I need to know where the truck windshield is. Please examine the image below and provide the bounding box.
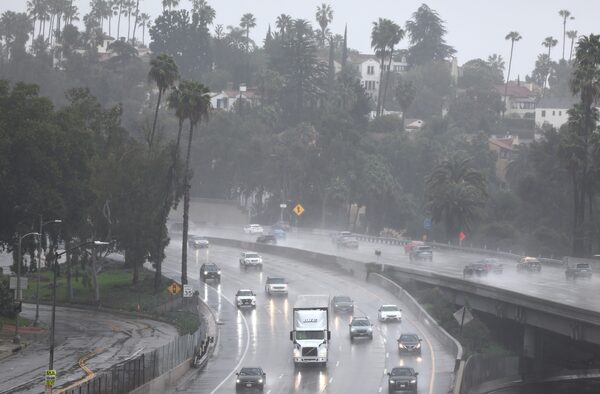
[295,331,325,340]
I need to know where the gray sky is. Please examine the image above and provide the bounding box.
[2,0,597,79]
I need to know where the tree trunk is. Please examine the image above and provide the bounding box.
[117,4,122,39]
[181,122,195,286]
[150,88,163,148]
[381,46,394,115]
[562,21,566,61]
[66,240,73,301]
[569,39,575,63]
[376,54,386,116]
[91,249,100,304]
[132,0,140,43]
[503,41,515,118]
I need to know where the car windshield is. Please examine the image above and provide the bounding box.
[296,331,325,340]
[351,319,370,326]
[391,368,414,377]
[203,265,218,271]
[382,306,399,312]
[239,368,261,376]
[577,264,590,268]
[267,278,285,284]
[334,296,352,303]
[238,291,253,296]
[245,253,259,258]
[400,334,419,342]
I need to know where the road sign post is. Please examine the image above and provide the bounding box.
[45,369,56,392]
[293,204,304,216]
[167,282,182,296]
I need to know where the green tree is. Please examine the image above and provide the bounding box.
[425,154,488,240]
[275,14,292,38]
[541,36,558,90]
[148,53,179,149]
[559,34,600,256]
[371,18,402,117]
[405,4,455,66]
[240,13,256,54]
[394,79,415,131]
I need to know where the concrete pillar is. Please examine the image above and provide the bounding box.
[522,326,545,375]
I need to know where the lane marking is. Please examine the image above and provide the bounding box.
[209,293,251,394]
[55,348,104,393]
[385,352,389,359]
[336,361,340,367]
[378,386,383,393]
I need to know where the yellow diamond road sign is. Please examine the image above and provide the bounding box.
[167,282,182,295]
[293,204,305,216]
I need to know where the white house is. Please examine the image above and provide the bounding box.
[210,89,260,112]
[535,96,578,130]
[348,53,409,101]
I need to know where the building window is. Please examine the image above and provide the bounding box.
[367,65,375,75]
[552,110,555,116]
[541,110,546,117]
[559,111,562,116]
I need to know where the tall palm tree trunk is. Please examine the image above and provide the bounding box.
[132,0,140,43]
[181,122,195,286]
[376,55,385,116]
[150,88,163,148]
[117,4,122,39]
[562,21,566,60]
[503,41,515,117]
[154,119,184,291]
[569,38,575,63]
[381,46,395,115]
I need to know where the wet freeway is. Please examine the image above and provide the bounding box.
[161,241,456,394]
[193,225,600,314]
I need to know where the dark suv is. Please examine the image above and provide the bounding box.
[235,367,266,391]
[397,333,422,355]
[387,367,418,393]
[256,234,277,244]
[200,263,221,283]
[349,316,373,341]
[331,295,354,314]
[565,263,593,279]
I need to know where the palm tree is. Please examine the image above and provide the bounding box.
[122,0,135,42]
[542,36,558,91]
[26,0,46,47]
[315,3,333,47]
[114,0,123,39]
[567,30,578,62]
[138,12,150,45]
[425,154,487,240]
[131,0,140,44]
[191,0,216,27]
[179,80,211,285]
[148,54,179,149]
[63,1,78,26]
[381,22,404,115]
[371,18,399,116]
[394,79,415,131]
[240,13,256,54]
[558,9,574,61]
[276,13,292,38]
[503,31,521,117]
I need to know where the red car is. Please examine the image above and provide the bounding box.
[404,240,424,254]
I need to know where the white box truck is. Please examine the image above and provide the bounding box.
[289,295,331,367]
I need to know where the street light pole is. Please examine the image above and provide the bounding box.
[49,241,109,371]
[15,232,40,344]
[35,218,62,327]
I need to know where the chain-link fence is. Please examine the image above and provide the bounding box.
[63,323,208,394]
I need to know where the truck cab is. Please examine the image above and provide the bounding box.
[290,295,331,367]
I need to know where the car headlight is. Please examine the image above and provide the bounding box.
[318,347,327,356]
[416,343,421,348]
[293,348,301,357]
[236,379,240,383]
[204,271,208,275]
[258,379,263,383]
[389,380,395,384]
[217,270,221,274]
[410,379,417,383]
[399,343,406,348]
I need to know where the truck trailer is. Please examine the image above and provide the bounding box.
[290,295,331,367]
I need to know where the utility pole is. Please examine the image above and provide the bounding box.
[35,218,61,326]
[15,232,40,343]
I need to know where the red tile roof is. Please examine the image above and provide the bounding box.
[495,84,535,99]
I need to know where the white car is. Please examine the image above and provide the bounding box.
[239,252,263,270]
[378,305,402,322]
[244,224,264,234]
[188,235,209,249]
[235,289,257,308]
[265,277,288,296]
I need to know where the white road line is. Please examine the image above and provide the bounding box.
[385,352,389,358]
[329,377,333,383]
[383,368,387,375]
[336,361,340,367]
[279,374,284,379]
[378,386,383,393]
[209,293,251,394]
